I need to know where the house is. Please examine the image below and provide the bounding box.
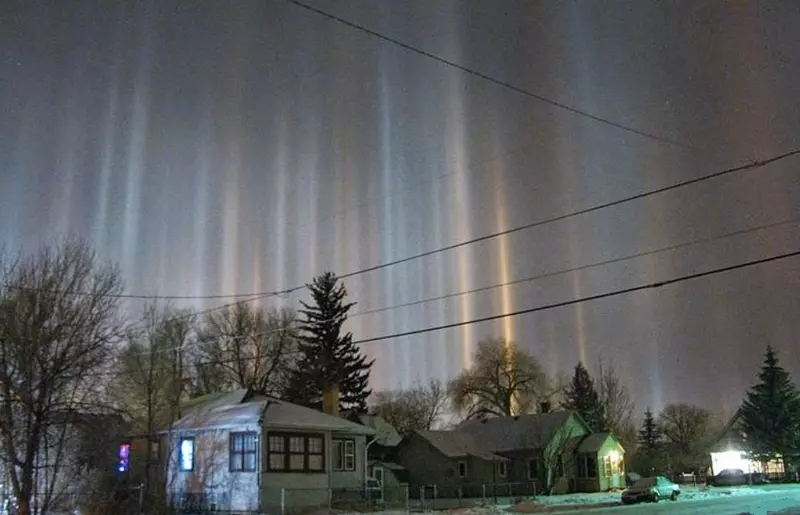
[708,411,784,477]
[161,388,376,514]
[396,411,625,495]
[395,430,508,498]
[350,414,408,490]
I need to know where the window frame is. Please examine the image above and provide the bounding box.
[266,433,325,474]
[178,437,195,472]
[457,460,468,478]
[332,439,356,472]
[603,455,613,477]
[229,431,258,473]
[497,461,507,478]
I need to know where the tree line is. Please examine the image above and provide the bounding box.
[0,240,372,515]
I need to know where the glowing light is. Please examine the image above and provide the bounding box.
[117,443,130,473]
[710,450,749,475]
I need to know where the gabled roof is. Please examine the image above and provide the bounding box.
[710,410,746,453]
[416,430,507,461]
[577,432,622,453]
[355,414,403,446]
[457,411,580,452]
[167,389,375,435]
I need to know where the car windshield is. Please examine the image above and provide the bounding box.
[632,478,656,488]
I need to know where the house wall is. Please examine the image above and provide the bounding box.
[259,429,369,514]
[499,449,545,493]
[596,437,624,491]
[165,425,260,513]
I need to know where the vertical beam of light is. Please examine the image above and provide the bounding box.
[443,67,474,372]
[272,118,290,293]
[93,42,121,251]
[377,68,407,388]
[54,51,87,238]
[121,4,155,278]
[192,103,213,300]
[489,139,518,414]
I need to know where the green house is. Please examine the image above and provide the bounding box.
[397,411,625,494]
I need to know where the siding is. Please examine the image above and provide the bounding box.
[260,430,368,513]
[165,425,260,513]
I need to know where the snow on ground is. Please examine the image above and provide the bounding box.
[528,484,772,506]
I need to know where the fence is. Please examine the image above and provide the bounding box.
[410,482,538,511]
[262,485,408,515]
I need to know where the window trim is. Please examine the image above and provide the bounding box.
[266,432,325,474]
[333,438,356,472]
[229,431,258,473]
[178,437,195,472]
[497,461,507,478]
[527,457,539,480]
[457,460,468,478]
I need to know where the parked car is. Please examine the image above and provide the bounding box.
[708,469,770,486]
[621,476,680,504]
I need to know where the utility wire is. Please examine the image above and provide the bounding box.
[285,0,696,151]
[4,149,797,303]
[128,214,800,357]
[89,246,800,376]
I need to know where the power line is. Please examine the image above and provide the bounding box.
[4,149,797,304]
[285,0,696,151]
[335,148,800,283]
[351,216,800,317]
[130,215,800,358]
[108,246,800,375]
[350,247,800,345]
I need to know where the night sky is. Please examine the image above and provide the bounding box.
[1,0,799,414]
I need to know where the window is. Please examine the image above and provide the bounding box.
[603,456,612,477]
[178,437,194,472]
[267,433,325,473]
[577,455,597,478]
[497,461,507,478]
[149,439,159,462]
[332,439,356,471]
[527,458,539,479]
[457,460,467,478]
[230,432,257,472]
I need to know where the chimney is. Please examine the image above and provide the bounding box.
[540,401,551,414]
[322,385,340,417]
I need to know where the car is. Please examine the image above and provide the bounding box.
[708,469,771,486]
[621,476,680,504]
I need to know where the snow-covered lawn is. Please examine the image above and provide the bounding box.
[530,484,773,506]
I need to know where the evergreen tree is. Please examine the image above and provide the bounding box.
[561,362,606,431]
[283,272,373,412]
[638,408,661,451]
[740,346,800,466]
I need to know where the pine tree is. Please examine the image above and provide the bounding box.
[283,272,373,412]
[638,408,661,450]
[740,346,800,466]
[561,362,606,431]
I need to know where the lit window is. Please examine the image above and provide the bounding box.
[179,438,194,472]
[333,440,356,471]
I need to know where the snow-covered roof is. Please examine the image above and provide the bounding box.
[263,399,375,435]
[167,389,375,435]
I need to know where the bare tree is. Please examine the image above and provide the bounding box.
[115,304,193,500]
[658,403,712,472]
[0,240,124,515]
[543,424,577,494]
[448,337,551,419]
[192,305,298,397]
[597,362,637,451]
[370,379,448,434]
